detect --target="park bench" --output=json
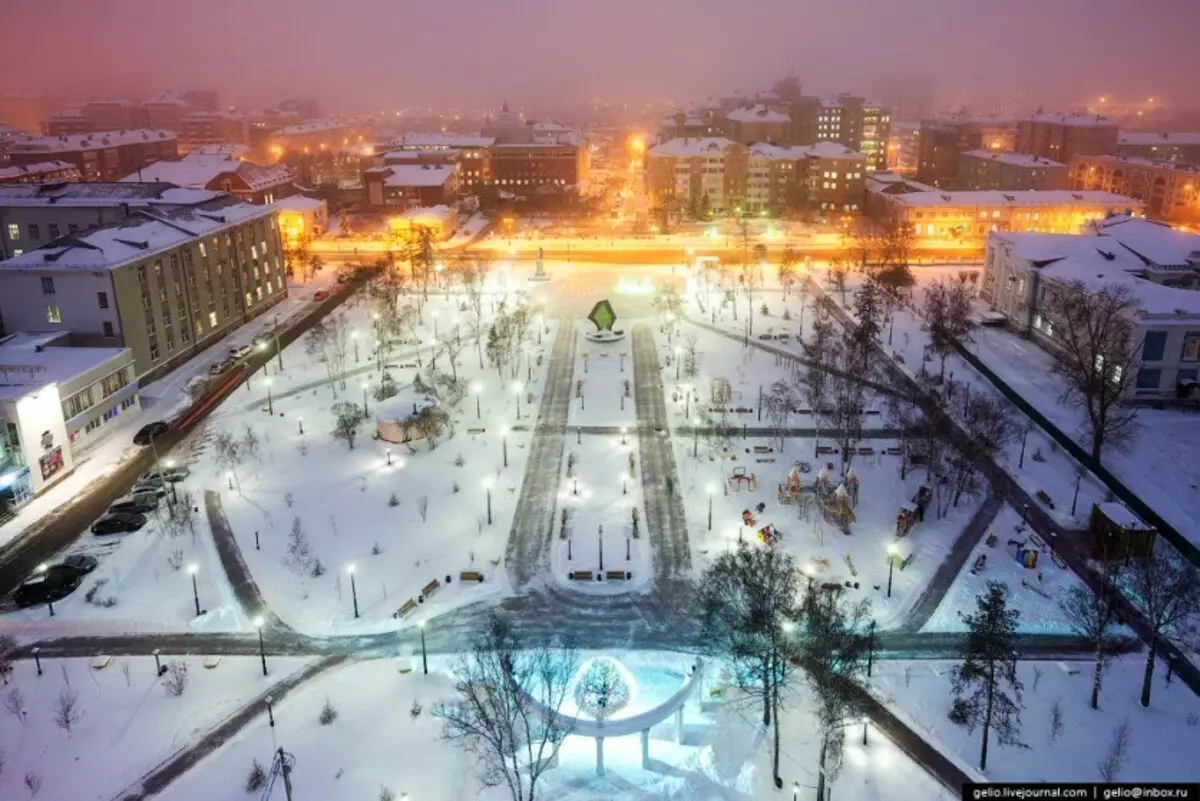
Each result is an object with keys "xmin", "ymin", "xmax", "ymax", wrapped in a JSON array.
[
  {"xmin": 817, "ymin": 446, "xmax": 838, "ymax": 455},
  {"xmin": 467, "ymin": 427, "xmax": 486, "ymax": 435},
  {"xmin": 569, "ymin": 571, "xmax": 593, "ymax": 581},
  {"xmin": 420, "ymin": 579, "xmax": 440, "ymax": 599},
  {"xmin": 606, "ymin": 571, "xmax": 631, "ymax": 581},
  {"xmin": 857, "ymin": 447, "xmax": 875, "ymax": 456},
  {"xmin": 460, "ymin": 571, "xmax": 484, "ymax": 583},
  {"xmin": 1035, "ymin": 490, "xmax": 1055, "ymax": 508},
  {"xmin": 395, "ymin": 598, "xmax": 417, "ymax": 618},
  {"xmin": 885, "ymin": 446, "xmax": 904, "ymax": 456}
]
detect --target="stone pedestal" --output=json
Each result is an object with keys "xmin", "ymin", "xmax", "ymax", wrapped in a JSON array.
[{"xmin": 596, "ymin": 736, "xmax": 605, "ymax": 777}]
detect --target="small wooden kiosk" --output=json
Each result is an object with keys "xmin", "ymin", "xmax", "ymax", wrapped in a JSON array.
[{"xmin": 1090, "ymin": 502, "xmax": 1156, "ymax": 562}]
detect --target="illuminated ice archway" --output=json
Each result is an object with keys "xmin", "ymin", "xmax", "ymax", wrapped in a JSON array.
[{"xmin": 514, "ymin": 656, "xmax": 707, "ymax": 777}]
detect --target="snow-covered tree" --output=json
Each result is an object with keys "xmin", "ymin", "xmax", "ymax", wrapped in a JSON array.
[{"xmin": 1124, "ymin": 551, "xmax": 1200, "ymax": 707}]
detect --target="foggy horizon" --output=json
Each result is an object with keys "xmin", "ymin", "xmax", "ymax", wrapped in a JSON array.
[{"xmin": 3, "ymin": 0, "xmax": 1199, "ymax": 118}]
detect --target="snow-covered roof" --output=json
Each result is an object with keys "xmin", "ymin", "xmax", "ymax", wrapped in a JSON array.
[
  {"xmin": 274, "ymin": 118, "xmax": 359, "ymax": 136},
  {"xmin": 272, "ymin": 196, "xmax": 325, "ymax": 216},
  {"xmin": 375, "ymin": 389, "xmax": 438, "ymax": 424},
  {"xmin": 748, "ymin": 142, "xmax": 864, "ymax": 161},
  {"xmin": 1095, "ymin": 501, "xmax": 1153, "ymax": 531},
  {"xmin": 891, "ymin": 190, "xmax": 1135, "ymax": 207},
  {"xmin": 727, "ymin": 105, "xmax": 789, "ymax": 124},
  {"xmin": 142, "ymin": 91, "xmax": 189, "ymax": 107},
  {"xmin": 119, "ymin": 154, "xmax": 292, "ymax": 191},
  {"xmin": 0, "ymin": 195, "xmax": 275, "ymax": 272},
  {"xmin": 648, "ymin": 137, "xmax": 738, "ymax": 157},
  {"xmin": 805, "ymin": 141, "xmax": 865, "ymax": 159},
  {"xmin": 1072, "ymin": 153, "xmax": 1192, "ymax": 171},
  {"xmin": 0, "ymin": 332, "xmax": 132, "ymax": 388},
  {"xmin": 381, "ymin": 164, "xmax": 455, "ymax": 188},
  {"xmin": 1090, "ymin": 215, "xmax": 1200, "ymax": 268},
  {"xmin": 9, "ymin": 129, "xmax": 178, "ymax": 154},
  {"xmin": 401, "ymin": 205, "xmax": 456, "ymax": 222},
  {"xmin": 0, "ymin": 182, "xmax": 221, "ymax": 208},
  {"xmin": 1024, "ymin": 114, "xmax": 1116, "ymax": 127},
  {"xmin": 993, "ymin": 231, "xmax": 1200, "ymax": 316},
  {"xmin": 960, "ymin": 150, "xmax": 1064, "ymax": 168},
  {"xmin": 192, "ymin": 143, "xmax": 250, "ymax": 158},
  {"xmin": 0, "ymin": 160, "xmax": 80, "ymax": 181},
  {"xmin": 1117, "ymin": 132, "xmax": 1200, "ymax": 147},
  {"xmin": 531, "ymin": 121, "xmax": 572, "ymax": 133},
  {"xmin": 392, "ymin": 133, "xmax": 494, "ymax": 149}
]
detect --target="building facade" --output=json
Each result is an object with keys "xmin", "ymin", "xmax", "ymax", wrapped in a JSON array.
[
  {"xmin": 180, "ymin": 112, "xmax": 250, "ymax": 153},
  {"xmin": 915, "ymin": 120, "xmax": 983, "ymax": 187},
  {"xmin": 0, "ymin": 195, "xmax": 287, "ymax": 382},
  {"xmin": 488, "ymin": 144, "xmax": 588, "ymax": 189},
  {"xmin": 6, "ymin": 129, "xmax": 179, "ymax": 182},
  {"xmin": 364, "ymin": 164, "xmax": 458, "ymax": 208},
  {"xmin": 1116, "ymin": 132, "xmax": 1200, "ymax": 166},
  {"xmin": 724, "ymin": 106, "xmax": 790, "ymax": 145},
  {"xmin": 868, "ymin": 187, "xmax": 1139, "ymax": 244},
  {"xmin": 1015, "ymin": 115, "xmax": 1119, "ymax": 163},
  {"xmin": 957, "ymin": 151, "xmax": 1067, "ymax": 191},
  {"xmin": 0, "ymin": 161, "xmax": 82, "ymax": 185},
  {"xmin": 126, "ymin": 154, "xmax": 294, "ymax": 204},
  {"xmin": 1069, "ymin": 154, "xmax": 1200, "ymax": 227},
  {"xmin": 980, "ymin": 224, "xmax": 1200, "ymax": 401}
]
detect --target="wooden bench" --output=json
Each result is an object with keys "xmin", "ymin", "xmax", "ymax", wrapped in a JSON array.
[
  {"xmin": 752, "ymin": 445, "xmax": 773, "ymax": 453},
  {"xmin": 817, "ymin": 446, "xmax": 838, "ymax": 455},
  {"xmin": 756, "ymin": 458, "xmax": 777, "ymax": 463},
  {"xmin": 857, "ymin": 447, "xmax": 875, "ymax": 456},
  {"xmin": 1035, "ymin": 490, "xmax": 1055, "ymax": 509},
  {"xmin": 420, "ymin": 579, "xmax": 440, "ymax": 599},
  {"xmin": 606, "ymin": 570, "xmax": 630, "ymax": 581},
  {"xmin": 885, "ymin": 446, "xmax": 904, "ymax": 456},
  {"xmin": 569, "ymin": 570, "xmax": 593, "ymax": 581},
  {"xmin": 460, "ymin": 571, "xmax": 484, "ymax": 583},
  {"xmin": 466, "ymin": 427, "xmax": 486, "ymax": 435},
  {"xmin": 395, "ymin": 598, "xmax": 417, "ymax": 618}
]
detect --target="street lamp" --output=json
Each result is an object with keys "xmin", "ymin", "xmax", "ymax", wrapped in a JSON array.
[
  {"xmin": 621, "ymin": 473, "xmax": 628, "ymax": 495},
  {"xmin": 419, "ymin": 619, "xmax": 429, "ymax": 675},
  {"xmin": 483, "ymin": 478, "xmax": 493, "ymax": 525},
  {"xmin": 265, "ymin": 695, "xmax": 275, "ymax": 727},
  {"xmin": 227, "ymin": 471, "xmax": 235, "ymax": 491},
  {"xmin": 297, "ymin": 416, "xmax": 304, "ymax": 435},
  {"xmin": 347, "ymin": 564, "xmax": 359, "ymax": 618},
  {"xmin": 255, "ymin": 615, "xmax": 268, "ymax": 676},
  {"xmin": 706, "ymin": 483, "xmax": 715, "ymax": 531},
  {"xmin": 265, "ymin": 378, "xmax": 273, "ymax": 416},
  {"xmin": 500, "ymin": 426, "xmax": 509, "ymax": 468},
  {"xmin": 620, "ymin": 426, "xmax": 627, "ymax": 446},
  {"xmin": 362, "ymin": 380, "xmax": 369, "ymax": 415},
  {"xmin": 675, "ymin": 346, "xmax": 682, "ymax": 380},
  {"xmin": 886, "ymin": 542, "xmax": 900, "ymax": 598},
  {"xmin": 188, "ymin": 564, "xmax": 201, "ymax": 617},
  {"xmin": 472, "ymin": 381, "xmax": 483, "ymax": 419},
  {"xmin": 37, "ymin": 562, "xmax": 54, "ymax": 616},
  {"xmin": 351, "ymin": 330, "xmax": 360, "ymax": 363},
  {"xmin": 386, "ymin": 447, "xmax": 392, "ymax": 466},
  {"xmin": 512, "ymin": 381, "xmax": 524, "ymax": 420}
]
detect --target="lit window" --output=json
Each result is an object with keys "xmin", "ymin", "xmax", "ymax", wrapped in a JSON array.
[
  {"xmin": 46, "ymin": 305, "xmax": 62, "ymax": 323},
  {"xmin": 209, "ymin": 311, "xmax": 218, "ymax": 328},
  {"xmin": 199, "ymin": 242, "xmax": 207, "ymax": 258},
  {"xmin": 6, "ymin": 223, "xmax": 19, "ymax": 241}
]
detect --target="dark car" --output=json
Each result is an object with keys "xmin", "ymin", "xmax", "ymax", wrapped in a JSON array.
[
  {"xmin": 108, "ymin": 492, "xmax": 159, "ymax": 515},
  {"xmin": 58, "ymin": 554, "xmax": 99, "ymax": 575},
  {"xmin": 13, "ymin": 566, "xmax": 83, "ymax": 608},
  {"xmin": 133, "ymin": 421, "xmax": 170, "ymax": 446},
  {"xmin": 91, "ymin": 512, "xmax": 147, "ymax": 536}
]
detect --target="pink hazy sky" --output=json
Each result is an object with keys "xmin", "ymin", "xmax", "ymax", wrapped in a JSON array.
[{"xmin": 2, "ymin": 0, "xmax": 1197, "ymax": 113}]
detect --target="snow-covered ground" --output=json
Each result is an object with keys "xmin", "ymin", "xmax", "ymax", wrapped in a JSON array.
[
  {"xmin": 153, "ymin": 652, "xmax": 953, "ymax": 801},
  {"xmin": 874, "ymin": 655, "xmax": 1200, "ymax": 784},
  {"xmin": 0, "ymin": 655, "xmax": 313, "ymax": 801}
]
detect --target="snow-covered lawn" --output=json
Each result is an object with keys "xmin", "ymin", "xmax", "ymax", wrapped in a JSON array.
[
  {"xmin": 874, "ymin": 655, "xmax": 1200, "ymax": 784},
  {"xmin": 919, "ymin": 504, "xmax": 1095, "ymax": 634},
  {"xmin": 194, "ymin": 283, "xmax": 551, "ymax": 634},
  {"xmin": 153, "ymin": 652, "xmax": 951, "ymax": 801},
  {"xmin": 0, "ymin": 655, "xmax": 313, "ymax": 801}
]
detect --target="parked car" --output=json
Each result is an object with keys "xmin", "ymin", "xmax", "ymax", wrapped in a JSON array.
[
  {"xmin": 108, "ymin": 492, "xmax": 159, "ymax": 515},
  {"xmin": 13, "ymin": 566, "xmax": 83, "ymax": 608},
  {"xmin": 140, "ymin": 465, "xmax": 189, "ymax": 484},
  {"xmin": 313, "ymin": 290, "xmax": 330, "ymax": 301},
  {"xmin": 91, "ymin": 512, "xmax": 147, "ymax": 536},
  {"xmin": 252, "ymin": 332, "xmax": 273, "ymax": 347},
  {"xmin": 229, "ymin": 344, "xmax": 254, "ymax": 359},
  {"xmin": 207, "ymin": 358, "xmax": 236, "ymax": 376},
  {"xmin": 58, "ymin": 554, "xmax": 99, "ymax": 575},
  {"xmin": 132, "ymin": 480, "xmax": 167, "ymax": 498},
  {"xmin": 133, "ymin": 421, "xmax": 170, "ymax": 446}
]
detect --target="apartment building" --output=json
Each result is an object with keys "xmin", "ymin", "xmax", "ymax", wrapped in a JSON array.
[
  {"xmin": 388, "ymin": 135, "xmax": 494, "ymax": 190},
  {"xmin": 645, "ymin": 137, "xmax": 747, "ymax": 215},
  {"xmin": 916, "ymin": 120, "xmax": 984, "ymax": 187},
  {"xmin": 139, "ymin": 91, "xmax": 191, "ymax": 133},
  {"xmin": 1015, "ymin": 114, "xmax": 1119, "ymax": 163},
  {"xmin": 957, "ymin": 151, "xmax": 1067, "ymax": 191},
  {"xmin": 489, "ymin": 143, "xmax": 588, "ymax": 188},
  {"xmin": 363, "ymin": 164, "xmax": 458, "ymax": 208},
  {"xmin": 1115, "ymin": 132, "xmax": 1200, "ymax": 166},
  {"xmin": 868, "ymin": 186, "xmax": 1139, "ymax": 244},
  {"xmin": 660, "ymin": 110, "xmax": 725, "ymax": 140},
  {"xmin": 180, "ymin": 112, "xmax": 250, "ymax": 153},
  {"xmin": 0, "ymin": 182, "xmax": 221, "ymax": 260},
  {"xmin": 124, "ymin": 154, "xmax": 294, "ymax": 204},
  {"xmin": 43, "ymin": 110, "xmax": 89, "ymax": 137},
  {"xmin": 0, "ymin": 161, "xmax": 82, "ymax": 185},
  {"xmin": 0, "ymin": 195, "xmax": 286, "ymax": 382},
  {"xmin": 725, "ymin": 106, "xmax": 790, "ymax": 145},
  {"xmin": 980, "ymin": 220, "xmax": 1200, "ymax": 401},
  {"xmin": 5, "ymin": 129, "xmax": 179, "ymax": 182},
  {"xmin": 1068, "ymin": 154, "xmax": 1200, "ymax": 227}
]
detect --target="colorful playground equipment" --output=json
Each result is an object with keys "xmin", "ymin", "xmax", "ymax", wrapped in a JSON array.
[
  {"xmin": 1008, "ymin": 538, "xmax": 1039, "ymax": 569},
  {"xmin": 895, "ymin": 485, "xmax": 932, "ymax": 537},
  {"xmin": 729, "ymin": 466, "xmax": 757, "ymax": 492},
  {"xmin": 741, "ymin": 509, "xmax": 782, "ymax": 547}
]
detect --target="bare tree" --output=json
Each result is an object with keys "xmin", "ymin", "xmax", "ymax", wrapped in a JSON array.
[
  {"xmin": 332, "ymin": 401, "xmax": 363, "ymax": 450},
  {"xmin": 1048, "ymin": 698, "xmax": 1064, "ymax": 743},
  {"xmin": 283, "ymin": 516, "xmax": 314, "ymax": 575},
  {"xmin": 305, "ymin": 253, "xmax": 324, "ymax": 283},
  {"xmin": 327, "ymin": 313, "xmax": 352, "ymax": 390},
  {"xmin": 1043, "ymin": 281, "xmax": 1142, "ymax": 460},
  {"xmin": 1124, "ymin": 551, "xmax": 1200, "ymax": 707},
  {"xmin": 799, "ymin": 298, "xmax": 836, "ymax": 454},
  {"xmin": 24, "ymin": 772, "xmax": 41, "ymax": 798},
  {"xmin": 415, "ymin": 408, "xmax": 451, "ymax": 450},
  {"xmin": 241, "ymin": 425, "xmax": 262, "ymax": 465},
  {"xmin": 161, "ymin": 661, "xmax": 189, "ymax": 696},
  {"xmin": 1059, "ymin": 582, "xmax": 1118, "ymax": 709},
  {"xmin": 778, "ymin": 246, "xmax": 798, "ymax": 297},
  {"xmin": 4, "ymin": 687, "xmax": 26, "ymax": 722},
  {"xmin": 0, "ymin": 634, "xmax": 14, "ymax": 685},
  {"xmin": 53, "ymin": 686, "xmax": 82, "ymax": 734},
  {"xmin": 305, "ymin": 319, "xmax": 340, "ymax": 397},
  {"xmin": 681, "ymin": 331, "xmax": 700, "ymax": 379},
  {"xmin": 764, "ymin": 380, "xmax": 796, "ymax": 452},
  {"xmin": 212, "ymin": 429, "xmax": 242, "ymax": 490},
  {"xmin": 952, "ymin": 581, "xmax": 1025, "ymax": 771},
  {"xmin": 923, "ymin": 279, "xmax": 974, "ymax": 382},
  {"xmin": 849, "ymin": 279, "xmax": 883, "ymax": 371},
  {"xmin": 857, "ymin": 216, "xmax": 916, "ymax": 295},
  {"xmin": 946, "ymin": 394, "xmax": 1018, "ymax": 509},
  {"xmin": 698, "ymin": 542, "xmax": 803, "ymax": 787},
  {"xmin": 1097, "ymin": 719, "xmax": 1132, "ymax": 782},
  {"xmin": 418, "ymin": 494, "xmax": 429, "ymax": 523},
  {"xmin": 435, "ymin": 612, "xmax": 579, "ymax": 801}
]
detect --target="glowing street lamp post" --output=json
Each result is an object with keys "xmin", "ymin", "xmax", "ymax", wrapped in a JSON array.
[
  {"xmin": 419, "ymin": 619, "xmax": 429, "ymax": 675},
  {"xmin": 351, "ymin": 330, "xmax": 360, "ymax": 363},
  {"xmin": 513, "ymin": 381, "xmax": 524, "ymax": 420},
  {"xmin": 255, "ymin": 616, "xmax": 268, "ymax": 676},
  {"xmin": 472, "ymin": 382, "xmax": 482, "ymax": 419},
  {"xmin": 38, "ymin": 562, "xmax": 54, "ymax": 616},
  {"xmin": 188, "ymin": 564, "xmax": 201, "ymax": 617},
  {"xmin": 483, "ymin": 478, "xmax": 493, "ymax": 525},
  {"xmin": 347, "ymin": 565, "xmax": 359, "ymax": 618},
  {"xmin": 707, "ymin": 484, "xmax": 715, "ymax": 531},
  {"xmin": 501, "ymin": 426, "xmax": 509, "ymax": 468},
  {"xmin": 886, "ymin": 542, "xmax": 900, "ymax": 598},
  {"xmin": 265, "ymin": 378, "xmax": 273, "ymax": 416}
]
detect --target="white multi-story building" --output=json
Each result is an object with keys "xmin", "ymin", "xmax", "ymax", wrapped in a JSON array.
[{"xmin": 980, "ymin": 216, "xmax": 1200, "ymax": 400}]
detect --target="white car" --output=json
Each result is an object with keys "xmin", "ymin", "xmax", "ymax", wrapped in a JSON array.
[
  {"xmin": 140, "ymin": 465, "xmax": 190, "ymax": 484},
  {"xmin": 229, "ymin": 344, "xmax": 254, "ymax": 359}
]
